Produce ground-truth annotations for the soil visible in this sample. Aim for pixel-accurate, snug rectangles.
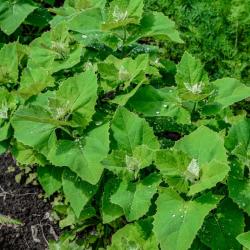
[0,154,60,250]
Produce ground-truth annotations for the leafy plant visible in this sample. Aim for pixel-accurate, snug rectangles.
[144,0,250,84]
[0,0,249,249]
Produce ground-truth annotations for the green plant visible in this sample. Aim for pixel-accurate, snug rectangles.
[0,0,250,249]
[144,0,250,84]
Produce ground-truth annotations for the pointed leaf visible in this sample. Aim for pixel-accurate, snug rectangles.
[0,0,37,35]
[103,0,144,30]
[19,67,54,99]
[69,8,103,34]
[28,23,82,73]
[62,168,97,217]
[12,142,47,166]
[175,126,228,164]
[213,78,250,109]
[199,198,245,250]
[101,177,123,224]
[55,70,98,127]
[175,52,210,100]
[225,118,250,165]
[228,160,250,215]
[153,189,221,250]
[188,160,229,196]
[111,107,159,153]
[103,145,156,180]
[37,166,63,196]
[155,149,191,193]
[111,173,161,221]
[49,123,110,184]
[176,52,209,89]
[128,12,183,44]
[98,54,149,91]
[11,105,58,155]
[237,232,250,249]
[127,85,191,124]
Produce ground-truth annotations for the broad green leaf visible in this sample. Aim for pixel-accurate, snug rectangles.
[98,54,149,91]
[54,70,98,127]
[49,123,110,184]
[212,78,250,109]
[111,173,161,221]
[103,145,156,179]
[175,126,228,164]
[188,160,229,196]
[156,150,229,195]
[50,5,103,33]
[199,198,244,250]
[155,149,191,193]
[153,189,221,250]
[225,118,250,165]
[12,71,98,155]
[175,52,210,100]
[37,166,63,196]
[108,219,158,250]
[111,107,159,153]
[176,52,209,89]
[18,67,54,99]
[62,168,97,217]
[0,0,37,35]
[11,105,59,155]
[128,12,183,44]
[68,8,103,34]
[237,232,250,249]
[103,0,144,30]
[228,160,250,215]
[28,23,82,73]
[12,141,47,166]
[25,6,52,28]
[0,43,19,84]
[101,177,123,224]
[127,85,191,124]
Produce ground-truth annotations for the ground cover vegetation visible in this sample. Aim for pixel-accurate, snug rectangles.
[0,0,249,249]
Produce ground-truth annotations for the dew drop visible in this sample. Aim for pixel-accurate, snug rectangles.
[156,111,160,115]
[95,121,103,126]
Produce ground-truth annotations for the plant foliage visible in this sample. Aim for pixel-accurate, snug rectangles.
[0,0,249,249]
